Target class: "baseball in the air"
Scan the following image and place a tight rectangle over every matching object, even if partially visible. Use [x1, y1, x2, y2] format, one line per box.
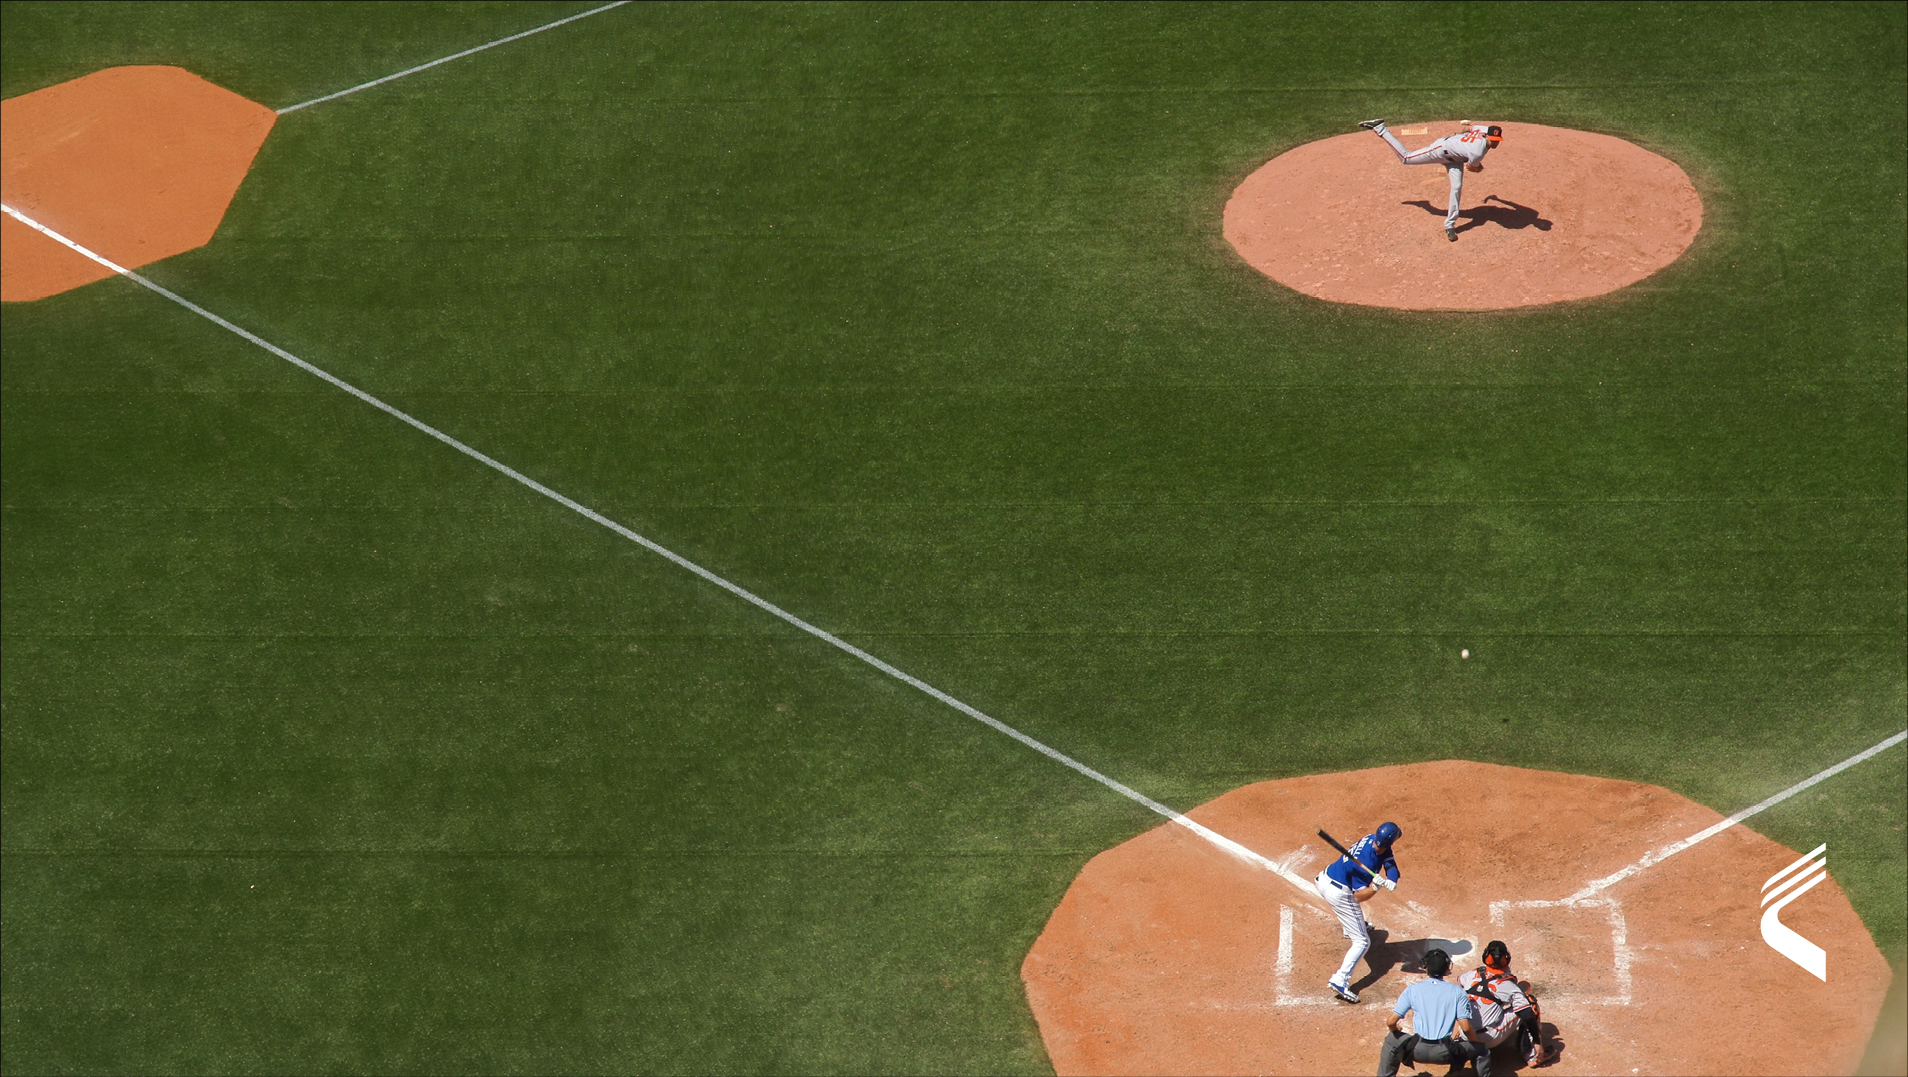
[1461, 649, 1470, 659]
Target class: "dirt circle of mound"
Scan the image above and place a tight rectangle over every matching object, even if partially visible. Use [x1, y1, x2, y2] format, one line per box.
[1, 66, 276, 302]
[1022, 761, 1888, 1076]
[1223, 123, 1702, 310]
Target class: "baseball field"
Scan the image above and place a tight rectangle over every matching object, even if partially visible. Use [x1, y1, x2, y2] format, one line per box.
[2, 2, 1904, 1073]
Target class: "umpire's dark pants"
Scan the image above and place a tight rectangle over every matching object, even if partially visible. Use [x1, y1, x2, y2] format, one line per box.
[1377, 1030, 1490, 1077]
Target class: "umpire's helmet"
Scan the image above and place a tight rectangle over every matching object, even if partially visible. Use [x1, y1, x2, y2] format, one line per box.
[1376, 821, 1402, 846]
[1423, 948, 1452, 977]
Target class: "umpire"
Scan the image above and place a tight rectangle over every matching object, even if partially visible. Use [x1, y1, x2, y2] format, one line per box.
[1376, 948, 1490, 1077]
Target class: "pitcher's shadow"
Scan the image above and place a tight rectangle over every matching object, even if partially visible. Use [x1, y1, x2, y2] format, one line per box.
[1402, 195, 1553, 235]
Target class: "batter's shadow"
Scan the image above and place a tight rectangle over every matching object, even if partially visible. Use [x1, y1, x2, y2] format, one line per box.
[1402, 195, 1553, 235]
[1350, 929, 1475, 994]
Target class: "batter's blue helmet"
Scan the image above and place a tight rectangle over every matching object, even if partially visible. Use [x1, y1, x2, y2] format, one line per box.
[1376, 821, 1402, 846]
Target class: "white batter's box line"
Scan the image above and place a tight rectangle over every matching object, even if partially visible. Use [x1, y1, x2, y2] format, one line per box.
[1489, 898, 1633, 1006]
[1274, 900, 1454, 1008]
[1274, 904, 1336, 1006]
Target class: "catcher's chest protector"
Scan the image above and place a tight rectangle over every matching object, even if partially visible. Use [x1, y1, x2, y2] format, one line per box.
[1466, 968, 1542, 1024]
[1465, 968, 1510, 1006]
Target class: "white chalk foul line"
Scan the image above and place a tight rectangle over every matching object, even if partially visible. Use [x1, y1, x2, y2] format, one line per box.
[276, 1, 632, 114]
[2, 200, 1288, 877]
[1570, 730, 1907, 902]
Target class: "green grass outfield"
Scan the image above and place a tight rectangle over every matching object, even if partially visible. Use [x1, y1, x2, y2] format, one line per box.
[3, 1, 1904, 1072]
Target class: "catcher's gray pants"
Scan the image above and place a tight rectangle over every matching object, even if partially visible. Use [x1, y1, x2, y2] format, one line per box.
[1377, 1031, 1490, 1077]
[1375, 126, 1466, 229]
[1478, 1008, 1542, 1061]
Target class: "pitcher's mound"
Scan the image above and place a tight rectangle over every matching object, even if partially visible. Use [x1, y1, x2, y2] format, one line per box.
[1022, 761, 1888, 1076]
[1223, 123, 1701, 310]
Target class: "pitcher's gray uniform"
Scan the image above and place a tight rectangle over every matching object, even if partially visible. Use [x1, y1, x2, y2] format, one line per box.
[1359, 120, 1503, 239]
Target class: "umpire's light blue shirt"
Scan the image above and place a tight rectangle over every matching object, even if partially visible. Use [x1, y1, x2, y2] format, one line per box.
[1393, 977, 1474, 1040]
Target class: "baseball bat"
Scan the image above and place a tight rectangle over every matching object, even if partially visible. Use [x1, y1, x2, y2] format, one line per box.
[1317, 828, 1395, 890]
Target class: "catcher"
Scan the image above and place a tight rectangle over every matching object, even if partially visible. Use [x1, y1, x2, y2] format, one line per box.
[1458, 940, 1554, 1068]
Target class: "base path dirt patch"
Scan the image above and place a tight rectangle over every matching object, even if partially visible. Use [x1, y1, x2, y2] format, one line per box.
[1023, 761, 1889, 1076]
[1224, 123, 1701, 310]
[2, 66, 276, 302]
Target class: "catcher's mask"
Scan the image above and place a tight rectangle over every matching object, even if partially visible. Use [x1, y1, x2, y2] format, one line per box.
[1483, 940, 1513, 971]
[1485, 124, 1504, 144]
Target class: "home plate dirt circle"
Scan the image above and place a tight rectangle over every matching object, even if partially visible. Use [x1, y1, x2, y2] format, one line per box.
[1223, 123, 1702, 310]
[1021, 761, 1889, 1076]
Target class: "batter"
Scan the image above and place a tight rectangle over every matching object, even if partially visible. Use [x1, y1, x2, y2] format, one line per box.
[1313, 820, 1402, 1003]
[1359, 119, 1504, 240]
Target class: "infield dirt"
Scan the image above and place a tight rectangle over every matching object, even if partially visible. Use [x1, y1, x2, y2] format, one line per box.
[1023, 761, 1889, 1076]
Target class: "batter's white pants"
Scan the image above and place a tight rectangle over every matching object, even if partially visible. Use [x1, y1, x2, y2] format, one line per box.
[1373, 124, 1466, 229]
[1315, 871, 1369, 986]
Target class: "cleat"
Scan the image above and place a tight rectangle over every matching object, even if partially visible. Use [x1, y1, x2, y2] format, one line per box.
[1358, 118, 1386, 130]
[1445, 225, 1458, 242]
[1328, 979, 1360, 1003]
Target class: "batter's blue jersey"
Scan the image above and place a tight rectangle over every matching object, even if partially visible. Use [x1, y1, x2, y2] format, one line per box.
[1326, 831, 1400, 889]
